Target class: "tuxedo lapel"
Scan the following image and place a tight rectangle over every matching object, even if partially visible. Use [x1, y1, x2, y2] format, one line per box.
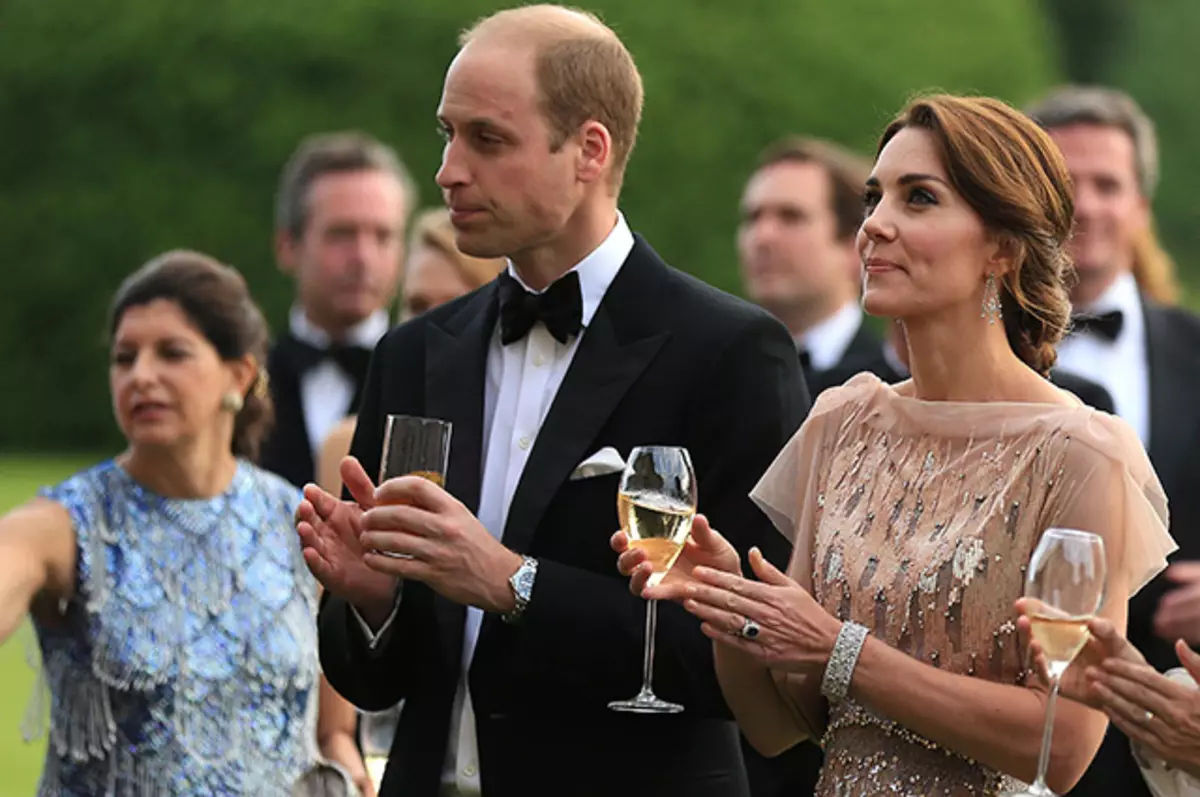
[501, 258, 669, 556]
[502, 306, 668, 555]
[261, 338, 315, 486]
[1144, 302, 1200, 477]
[425, 284, 498, 516]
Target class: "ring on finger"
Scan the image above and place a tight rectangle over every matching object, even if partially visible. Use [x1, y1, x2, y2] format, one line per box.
[736, 616, 761, 640]
[1143, 710, 1155, 724]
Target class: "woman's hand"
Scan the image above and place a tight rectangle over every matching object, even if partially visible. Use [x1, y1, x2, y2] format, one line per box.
[611, 514, 741, 601]
[678, 547, 840, 677]
[319, 729, 378, 797]
[1091, 639, 1200, 778]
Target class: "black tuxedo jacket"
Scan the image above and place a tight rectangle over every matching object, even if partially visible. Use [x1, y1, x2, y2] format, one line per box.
[318, 237, 811, 797]
[1071, 300, 1200, 797]
[259, 336, 318, 487]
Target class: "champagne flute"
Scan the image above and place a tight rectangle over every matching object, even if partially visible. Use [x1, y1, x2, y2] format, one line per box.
[1006, 527, 1107, 797]
[359, 703, 402, 792]
[609, 445, 697, 714]
[373, 415, 452, 559]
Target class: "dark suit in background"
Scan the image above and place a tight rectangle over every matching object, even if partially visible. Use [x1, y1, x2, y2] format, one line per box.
[260, 332, 372, 487]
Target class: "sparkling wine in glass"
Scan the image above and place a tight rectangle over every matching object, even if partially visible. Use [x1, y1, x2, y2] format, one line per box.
[1006, 527, 1107, 797]
[375, 415, 452, 558]
[609, 445, 697, 715]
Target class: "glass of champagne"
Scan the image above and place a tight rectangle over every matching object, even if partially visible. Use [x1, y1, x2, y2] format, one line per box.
[359, 703, 402, 792]
[375, 414, 452, 558]
[1006, 527, 1107, 797]
[609, 445, 697, 714]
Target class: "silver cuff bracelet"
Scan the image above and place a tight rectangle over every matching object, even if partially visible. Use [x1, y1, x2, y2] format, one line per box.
[820, 621, 869, 703]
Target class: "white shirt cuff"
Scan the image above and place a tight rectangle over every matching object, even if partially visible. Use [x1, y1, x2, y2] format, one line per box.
[350, 584, 403, 650]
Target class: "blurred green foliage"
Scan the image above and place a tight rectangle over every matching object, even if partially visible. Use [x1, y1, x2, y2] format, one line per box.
[1, 0, 1061, 450]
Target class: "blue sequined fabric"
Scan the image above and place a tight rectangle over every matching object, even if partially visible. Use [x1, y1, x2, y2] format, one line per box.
[28, 459, 319, 796]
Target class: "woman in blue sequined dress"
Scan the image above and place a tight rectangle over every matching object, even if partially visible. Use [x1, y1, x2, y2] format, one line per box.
[0, 251, 367, 796]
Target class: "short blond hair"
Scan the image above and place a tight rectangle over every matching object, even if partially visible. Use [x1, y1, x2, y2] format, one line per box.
[409, 208, 506, 289]
[459, 5, 644, 191]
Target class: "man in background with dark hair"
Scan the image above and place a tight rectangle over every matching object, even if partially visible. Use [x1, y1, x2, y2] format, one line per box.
[738, 136, 883, 400]
[260, 131, 415, 488]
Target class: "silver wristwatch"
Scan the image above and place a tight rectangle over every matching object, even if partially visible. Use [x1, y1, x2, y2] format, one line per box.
[503, 556, 538, 624]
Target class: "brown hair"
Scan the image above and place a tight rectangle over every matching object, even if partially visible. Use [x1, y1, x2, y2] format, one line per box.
[755, 136, 872, 241]
[1026, 85, 1180, 305]
[109, 250, 274, 460]
[409, 208, 507, 289]
[460, 5, 644, 192]
[877, 94, 1075, 376]
[275, 131, 416, 239]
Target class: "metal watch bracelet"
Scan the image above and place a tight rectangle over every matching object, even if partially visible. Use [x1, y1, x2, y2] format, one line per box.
[820, 621, 869, 703]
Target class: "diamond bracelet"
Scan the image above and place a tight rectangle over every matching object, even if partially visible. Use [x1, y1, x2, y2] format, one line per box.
[820, 621, 869, 703]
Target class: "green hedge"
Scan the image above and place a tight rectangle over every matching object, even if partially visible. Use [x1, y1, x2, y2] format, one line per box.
[0, 0, 1059, 450]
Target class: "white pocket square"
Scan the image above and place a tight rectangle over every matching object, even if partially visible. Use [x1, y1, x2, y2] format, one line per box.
[569, 447, 627, 480]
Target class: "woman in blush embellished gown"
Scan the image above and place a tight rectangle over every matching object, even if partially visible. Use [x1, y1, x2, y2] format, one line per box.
[615, 94, 1176, 796]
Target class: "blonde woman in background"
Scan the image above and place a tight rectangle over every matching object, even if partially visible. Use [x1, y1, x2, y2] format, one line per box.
[315, 207, 507, 495]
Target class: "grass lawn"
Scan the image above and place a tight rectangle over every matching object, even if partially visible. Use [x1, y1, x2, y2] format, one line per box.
[0, 454, 94, 796]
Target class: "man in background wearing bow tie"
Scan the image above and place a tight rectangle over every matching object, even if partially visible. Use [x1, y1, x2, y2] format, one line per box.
[260, 131, 416, 488]
[1028, 85, 1200, 797]
[296, 6, 809, 797]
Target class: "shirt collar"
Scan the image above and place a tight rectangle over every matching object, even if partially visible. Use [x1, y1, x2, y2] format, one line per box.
[503, 211, 634, 329]
[796, 301, 864, 372]
[289, 307, 390, 349]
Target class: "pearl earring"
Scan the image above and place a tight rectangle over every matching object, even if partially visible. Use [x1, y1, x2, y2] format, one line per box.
[220, 391, 244, 413]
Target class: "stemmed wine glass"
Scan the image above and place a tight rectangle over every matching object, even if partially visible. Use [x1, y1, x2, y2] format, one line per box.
[608, 445, 697, 714]
[1006, 527, 1107, 796]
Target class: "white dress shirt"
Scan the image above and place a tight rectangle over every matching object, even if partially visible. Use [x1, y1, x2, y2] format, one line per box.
[1056, 271, 1150, 445]
[796, 301, 864, 372]
[355, 213, 634, 797]
[289, 307, 390, 458]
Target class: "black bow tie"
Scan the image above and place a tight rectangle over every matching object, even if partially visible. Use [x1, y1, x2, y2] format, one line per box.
[497, 271, 583, 345]
[280, 335, 374, 414]
[1070, 310, 1124, 342]
[280, 335, 372, 383]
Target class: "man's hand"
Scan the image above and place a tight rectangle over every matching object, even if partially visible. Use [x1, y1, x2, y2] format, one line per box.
[297, 456, 398, 623]
[359, 475, 523, 613]
[1155, 563, 1200, 645]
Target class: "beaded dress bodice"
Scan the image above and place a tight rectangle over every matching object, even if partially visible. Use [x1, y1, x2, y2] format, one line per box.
[28, 460, 319, 797]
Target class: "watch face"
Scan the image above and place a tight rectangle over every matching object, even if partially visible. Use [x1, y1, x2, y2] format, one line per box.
[516, 569, 535, 593]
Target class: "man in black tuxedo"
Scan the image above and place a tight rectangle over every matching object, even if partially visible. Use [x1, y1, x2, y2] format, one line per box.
[296, 7, 810, 797]
[259, 131, 414, 487]
[1025, 85, 1200, 797]
[738, 136, 880, 404]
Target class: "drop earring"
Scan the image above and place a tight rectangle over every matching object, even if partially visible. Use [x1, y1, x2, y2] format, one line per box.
[981, 273, 1003, 324]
